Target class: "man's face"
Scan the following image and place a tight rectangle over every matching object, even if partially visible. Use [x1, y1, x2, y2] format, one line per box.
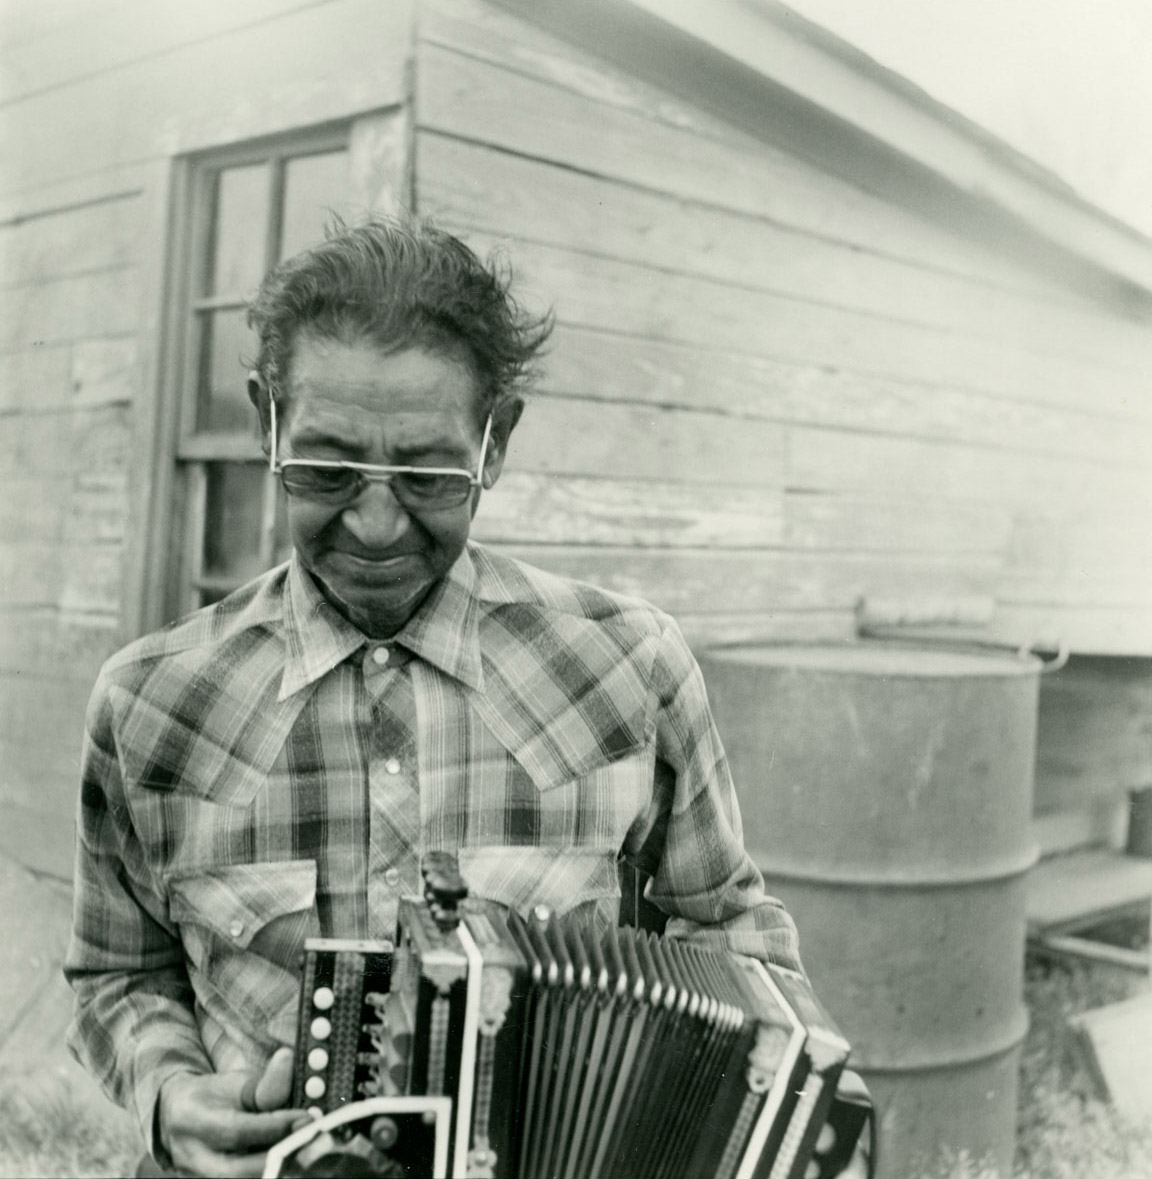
[273, 332, 500, 638]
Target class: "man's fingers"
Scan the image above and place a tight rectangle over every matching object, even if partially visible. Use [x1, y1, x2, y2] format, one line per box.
[211, 1109, 304, 1152]
[253, 1046, 295, 1111]
[180, 1140, 273, 1179]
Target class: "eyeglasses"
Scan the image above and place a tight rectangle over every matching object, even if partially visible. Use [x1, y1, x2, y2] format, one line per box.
[269, 397, 492, 511]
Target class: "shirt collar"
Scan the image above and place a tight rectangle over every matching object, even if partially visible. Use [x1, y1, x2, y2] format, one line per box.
[279, 548, 484, 700]
[279, 555, 369, 700]
[393, 546, 484, 692]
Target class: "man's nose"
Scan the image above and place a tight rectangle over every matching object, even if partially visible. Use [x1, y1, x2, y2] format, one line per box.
[340, 480, 410, 549]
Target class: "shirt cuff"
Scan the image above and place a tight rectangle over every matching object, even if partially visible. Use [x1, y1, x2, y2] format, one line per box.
[133, 1045, 213, 1159]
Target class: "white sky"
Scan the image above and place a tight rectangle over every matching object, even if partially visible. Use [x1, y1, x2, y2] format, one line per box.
[784, 0, 1152, 239]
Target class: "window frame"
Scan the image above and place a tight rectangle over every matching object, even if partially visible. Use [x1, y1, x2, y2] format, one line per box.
[173, 126, 353, 617]
[126, 106, 411, 637]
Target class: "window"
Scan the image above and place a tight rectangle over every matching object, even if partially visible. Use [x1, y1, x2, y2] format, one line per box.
[158, 113, 408, 621]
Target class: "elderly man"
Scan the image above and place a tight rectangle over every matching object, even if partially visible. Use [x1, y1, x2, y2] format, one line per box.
[65, 218, 801, 1176]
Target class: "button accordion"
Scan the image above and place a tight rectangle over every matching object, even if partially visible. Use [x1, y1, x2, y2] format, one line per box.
[264, 855, 872, 1179]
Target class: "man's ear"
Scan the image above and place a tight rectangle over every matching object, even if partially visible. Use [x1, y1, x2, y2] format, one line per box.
[480, 399, 524, 489]
[248, 371, 273, 451]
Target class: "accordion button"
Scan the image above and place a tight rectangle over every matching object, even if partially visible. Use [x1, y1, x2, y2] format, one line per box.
[310, 1017, 331, 1041]
[370, 1118, 399, 1151]
[312, 986, 335, 1010]
[304, 1076, 326, 1100]
[308, 1048, 329, 1071]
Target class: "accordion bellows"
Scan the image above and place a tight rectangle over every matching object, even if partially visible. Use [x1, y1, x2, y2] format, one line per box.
[276, 865, 868, 1179]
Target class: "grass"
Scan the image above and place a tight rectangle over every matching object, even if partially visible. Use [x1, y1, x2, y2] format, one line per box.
[1011, 930, 1152, 1179]
[0, 1071, 142, 1179]
[0, 944, 1149, 1178]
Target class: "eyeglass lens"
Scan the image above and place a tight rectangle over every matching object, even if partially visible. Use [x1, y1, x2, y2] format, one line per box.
[279, 465, 474, 508]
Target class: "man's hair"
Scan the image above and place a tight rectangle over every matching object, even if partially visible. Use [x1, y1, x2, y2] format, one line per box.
[246, 216, 554, 416]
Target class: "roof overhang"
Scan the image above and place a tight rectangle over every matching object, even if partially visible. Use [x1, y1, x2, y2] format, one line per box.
[490, 0, 1152, 297]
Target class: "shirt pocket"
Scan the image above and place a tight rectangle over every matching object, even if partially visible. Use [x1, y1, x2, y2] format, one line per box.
[523, 747, 654, 850]
[168, 859, 319, 1043]
[457, 845, 621, 919]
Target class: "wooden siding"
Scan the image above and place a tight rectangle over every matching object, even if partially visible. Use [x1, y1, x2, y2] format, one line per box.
[2, 0, 1151, 881]
[417, 0, 1152, 656]
[0, 0, 415, 875]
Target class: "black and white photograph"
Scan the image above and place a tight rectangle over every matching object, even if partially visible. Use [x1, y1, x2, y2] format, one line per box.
[1, 2, 1150, 1176]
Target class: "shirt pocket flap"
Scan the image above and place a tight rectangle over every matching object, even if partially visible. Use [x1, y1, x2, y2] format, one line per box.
[168, 859, 318, 951]
[458, 845, 620, 917]
[472, 693, 647, 793]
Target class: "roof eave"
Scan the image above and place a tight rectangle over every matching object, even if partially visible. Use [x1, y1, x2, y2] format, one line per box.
[489, 0, 1152, 295]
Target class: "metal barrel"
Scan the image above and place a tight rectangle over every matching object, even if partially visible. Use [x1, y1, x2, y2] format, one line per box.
[698, 642, 1040, 1178]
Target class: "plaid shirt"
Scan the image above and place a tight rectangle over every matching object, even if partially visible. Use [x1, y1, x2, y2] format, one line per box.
[65, 542, 799, 1145]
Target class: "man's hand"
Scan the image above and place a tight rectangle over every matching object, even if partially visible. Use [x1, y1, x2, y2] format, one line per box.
[158, 1047, 304, 1177]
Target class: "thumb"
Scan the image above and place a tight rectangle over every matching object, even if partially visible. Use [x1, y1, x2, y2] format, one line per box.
[253, 1046, 295, 1111]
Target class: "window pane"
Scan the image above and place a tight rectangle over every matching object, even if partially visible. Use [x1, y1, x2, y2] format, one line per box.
[202, 463, 271, 583]
[197, 309, 259, 433]
[208, 164, 269, 295]
[279, 150, 348, 261]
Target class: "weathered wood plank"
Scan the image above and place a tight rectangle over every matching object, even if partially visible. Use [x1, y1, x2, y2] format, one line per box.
[1026, 849, 1152, 930]
[0, 0, 413, 199]
[1034, 657, 1152, 815]
[474, 471, 783, 547]
[71, 337, 137, 407]
[420, 133, 1152, 378]
[537, 325, 1152, 465]
[486, 544, 1000, 616]
[0, 162, 147, 227]
[0, 404, 131, 476]
[0, 672, 94, 811]
[1039, 936, 1150, 974]
[786, 425, 1152, 512]
[0, 541, 122, 612]
[678, 610, 857, 652]
[0, 0, 121, 51]
[998, 572, 1152, 611]
[1009, 511, 1152, 579]
[0, 478, 66, 542]
[0, 0, 329, 104]
[64, 475, 131, 544]
[465, 235, 1152, 423]
[0, 607, 119, 684]
[983, 604, 1152, 658]
[0, 338, 138, 413]
[414, 20, 1099, 307]
[0, 343, 72, 412]
[0, 474, 125, 546]
[347, 106, 413, 216]
[508, 396, 786, 486]
[784, 494, 1011, 556]
[0, 192, 141, 287]
[0, 268, 137, 349]
[1032, 810, 1115, 858]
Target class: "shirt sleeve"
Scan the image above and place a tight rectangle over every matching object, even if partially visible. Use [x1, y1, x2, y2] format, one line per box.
[636, 618, 803, 972]
[64, 673, 213, 1153]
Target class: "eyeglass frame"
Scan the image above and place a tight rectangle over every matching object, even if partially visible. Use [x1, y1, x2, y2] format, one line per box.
[268, 395, 494, 511]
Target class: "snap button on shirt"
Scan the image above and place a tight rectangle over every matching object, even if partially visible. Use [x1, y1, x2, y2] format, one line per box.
[371, 646, 391, 666]
[384, 758, 401, 775]
[384, 868, 401, 887]
[228, 920, 245, 939]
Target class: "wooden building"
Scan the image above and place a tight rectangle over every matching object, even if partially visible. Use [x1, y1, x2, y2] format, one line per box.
[2, 0, 1151, 881]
